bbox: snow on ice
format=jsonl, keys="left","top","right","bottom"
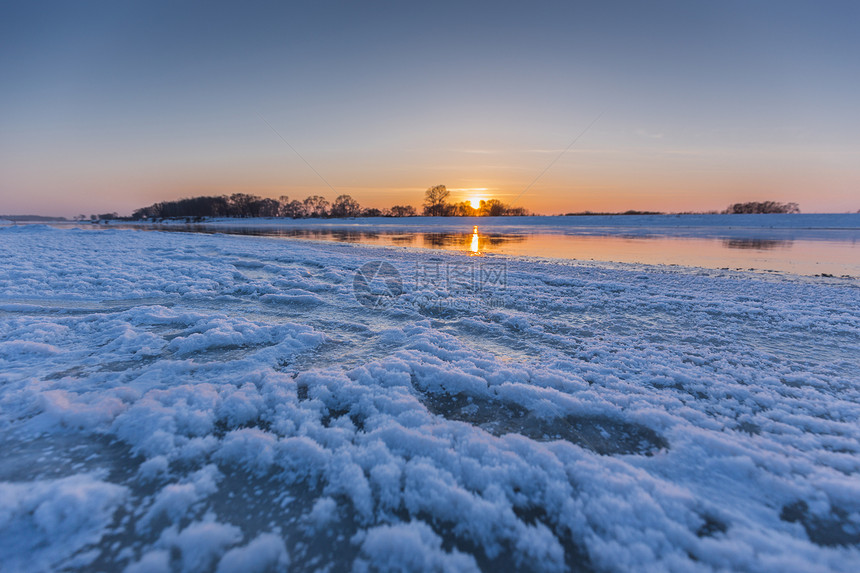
{"left": 0, "top": 224, "right": 858, "bottom": 572}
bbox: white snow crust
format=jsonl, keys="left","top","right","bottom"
{"left": 0, "top": 225, "right": 858, "bottom": 572}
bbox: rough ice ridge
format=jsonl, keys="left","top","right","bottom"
{"left": 0, "top": 225, "right": 858, "bottom": 572}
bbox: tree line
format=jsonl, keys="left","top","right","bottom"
{"left": 125, "top": 190, "right": 804, "bottom": 221}
{"left": 132, "top": 194, "right": 417, "bottom": 220}
{"left": 130, "top": 185, "right": 529, "bottom": 220}
{"left": 722, "top": 201, "right": 800, "bottom": 214}
{"left": 421, "top": 185, "right": 529, "bottom": 216}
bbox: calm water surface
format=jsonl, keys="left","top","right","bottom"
{"left": 80, "top": 222, "right": 860, "bottom": 278}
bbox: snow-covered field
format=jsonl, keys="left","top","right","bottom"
{"left": 1, "top": 225, "right": 859, "bottom": 572}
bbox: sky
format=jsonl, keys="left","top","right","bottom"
{"left": 1, "top": 0, "right": 859, "bottom": 217}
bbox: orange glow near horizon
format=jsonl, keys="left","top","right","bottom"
{"left": 3, "top": 3, "right": 860, "bottom": 219}
{"left": 3, "top": 161, "right": 860, "bottom": 217}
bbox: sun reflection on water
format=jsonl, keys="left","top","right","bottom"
{"left": 82, "top": 222, "right": 860, "bottom": 277}
{"left": 469, "top": 226, "right": 482, "bottom": 255}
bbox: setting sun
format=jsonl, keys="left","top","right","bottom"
{"left": 4, "top": 3, "right": 860, "bottom": 570}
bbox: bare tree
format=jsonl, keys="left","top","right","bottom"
{"left": 277, "top": 196, "right": 291, "bottom": 217}
{"left": 254, "top": 198, "right": 281, "bottom": 218}
{"left": 479, "top": 199, "right": 506, "bottom": 217}
{"left": 722, "top": 201, "right": 800, "bottom": 214}
{"left": 281, "top": 200, "right": 306, "bottom": 218}
{"left": 330, "top": 194, "right": 362, "bottom": 218}
{"left": 303, "top": 195, "right": 330, "bottom": 218}
{"left": 423, "top": 185, "right": 450, "bottom": 216}
{"left": 390, "top": 205, "right": 417, "bottom": 217}
{"left": 229, "top": 193, "right": 258, "bottom": 217}
{"left": 451, "top": 201, "right": 478, "bottom": 217}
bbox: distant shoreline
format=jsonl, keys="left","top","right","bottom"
{"left": 5, "top": 211, "right": 859, "bottom": 224}
{"left": 16, "top": 213, "right": 859, "bottom": 237}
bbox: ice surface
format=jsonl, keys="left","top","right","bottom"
{"left": 131, "top": 213, "right": 860, "bottom": 239}
{"left": 1, "top": 225, "right": 859, "bottom": 571}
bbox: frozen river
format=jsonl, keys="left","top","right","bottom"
{"left": 1, "top": 223, "right": 858, "bottom": 572}
{"left": 66, "top": 213, "right": 860, "bottom": 277}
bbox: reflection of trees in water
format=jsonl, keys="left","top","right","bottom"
{"left": 483, "top": 234, "right": 527, "bottom": 246}
{"left": 723, "top": 238, "right": 793, "bottom": 250}
{"left": 421, "top": 233, "right": 527, "bottom": 250}
{"left": 210, "top": 229, "right": 383, "bottom": 243}
{"left": 129, "top": 225, "right": 528, "bottom": 252}
{"left": 332, "top": 231, "right": 378, "bottom": 242}
{"left": 421, "top": 233, "right": 454, "bottom": 247}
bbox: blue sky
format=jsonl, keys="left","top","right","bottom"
{"left": 2, "top": 0, "right": 859, "bottom": 215}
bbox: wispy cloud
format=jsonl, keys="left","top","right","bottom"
{"left": 451, "top": 147, "right": 611, "bottom": 155}
{"left": 634, "top": 129, "right": 664, "bottom": 139}
{"left": 451, "top": 149, "right": 497, "bottom": 154}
